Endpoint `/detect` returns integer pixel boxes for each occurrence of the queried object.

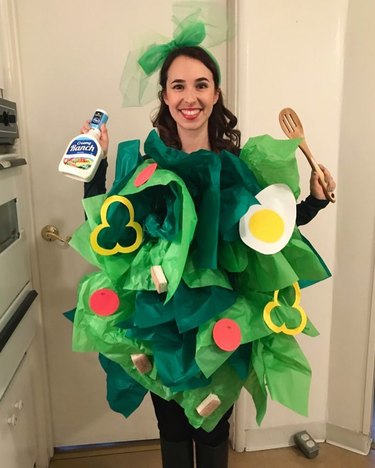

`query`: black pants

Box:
[151,393,233,447]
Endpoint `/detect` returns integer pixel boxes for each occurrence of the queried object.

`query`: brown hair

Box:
[151,46,241,154]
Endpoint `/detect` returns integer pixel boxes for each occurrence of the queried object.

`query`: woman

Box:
[80,46,335,468]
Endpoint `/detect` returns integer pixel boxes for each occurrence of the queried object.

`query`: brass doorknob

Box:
[41,225,71,244]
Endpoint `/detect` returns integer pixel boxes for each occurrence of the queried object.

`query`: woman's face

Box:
[163,55,219,136]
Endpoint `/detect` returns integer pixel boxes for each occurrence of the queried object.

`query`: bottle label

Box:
[66,137,98,156]
[63,136,99,171]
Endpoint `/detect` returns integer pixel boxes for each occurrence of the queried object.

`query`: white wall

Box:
[327,0,375,454]
[231,0,347,451]
[0,31,4,90]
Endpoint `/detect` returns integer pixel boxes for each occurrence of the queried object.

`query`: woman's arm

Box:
[296,165,336,226]
[80,121,109,199]
[296,195,328,226]
[84,158,108,198]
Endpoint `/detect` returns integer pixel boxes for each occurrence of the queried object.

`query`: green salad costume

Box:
[66,130,331,432]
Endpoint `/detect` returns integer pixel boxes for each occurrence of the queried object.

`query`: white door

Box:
[14,0,168,447]
[14,0,228,447]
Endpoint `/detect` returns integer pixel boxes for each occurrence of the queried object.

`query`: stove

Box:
[0,97,37,397]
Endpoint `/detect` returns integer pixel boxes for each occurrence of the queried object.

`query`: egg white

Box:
[239,184,296,255]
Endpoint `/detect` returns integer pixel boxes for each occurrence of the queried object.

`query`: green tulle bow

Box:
[138,20,206,76]
[120,4,228,106]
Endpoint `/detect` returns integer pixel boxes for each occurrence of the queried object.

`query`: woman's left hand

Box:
[310,164,336,200]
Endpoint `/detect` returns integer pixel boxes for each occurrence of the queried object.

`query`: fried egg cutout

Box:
[239,184,296,255]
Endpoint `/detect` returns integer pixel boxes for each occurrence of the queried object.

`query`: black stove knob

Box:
[0,111,16,125]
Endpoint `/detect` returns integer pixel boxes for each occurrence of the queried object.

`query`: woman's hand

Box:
[80,120,109,157]
[309,164,336,200]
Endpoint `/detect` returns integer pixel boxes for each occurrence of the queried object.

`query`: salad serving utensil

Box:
[279,107,336,203]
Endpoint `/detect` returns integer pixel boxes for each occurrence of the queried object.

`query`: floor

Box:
[49,440,375,468]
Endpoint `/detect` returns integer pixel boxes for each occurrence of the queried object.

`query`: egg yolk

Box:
[248,209,285,243]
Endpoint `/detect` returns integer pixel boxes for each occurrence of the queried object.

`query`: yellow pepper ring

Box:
[263,282,307,336]
[90,195,143,256]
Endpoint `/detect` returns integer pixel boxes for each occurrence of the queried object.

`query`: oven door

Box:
[0,172,30,322]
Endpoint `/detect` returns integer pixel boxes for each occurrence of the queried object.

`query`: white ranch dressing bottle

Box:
[58,109,108,182]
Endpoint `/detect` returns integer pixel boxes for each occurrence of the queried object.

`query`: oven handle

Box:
[0,290,38,352]
[0,158,26,170]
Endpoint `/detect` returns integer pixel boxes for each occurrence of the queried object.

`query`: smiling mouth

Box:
[179,109,201,120]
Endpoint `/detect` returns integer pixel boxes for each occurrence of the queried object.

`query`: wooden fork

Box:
[279,108,336,203]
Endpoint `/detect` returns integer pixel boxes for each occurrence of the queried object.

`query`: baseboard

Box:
[326,423,372,455]
[52,439,161,460]
[241,422,372,455]
[243,422,326,452]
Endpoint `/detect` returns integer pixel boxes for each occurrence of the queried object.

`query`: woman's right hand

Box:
[80,120,109,157]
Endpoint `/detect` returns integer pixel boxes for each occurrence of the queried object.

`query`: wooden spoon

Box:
[279,107,336,203]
